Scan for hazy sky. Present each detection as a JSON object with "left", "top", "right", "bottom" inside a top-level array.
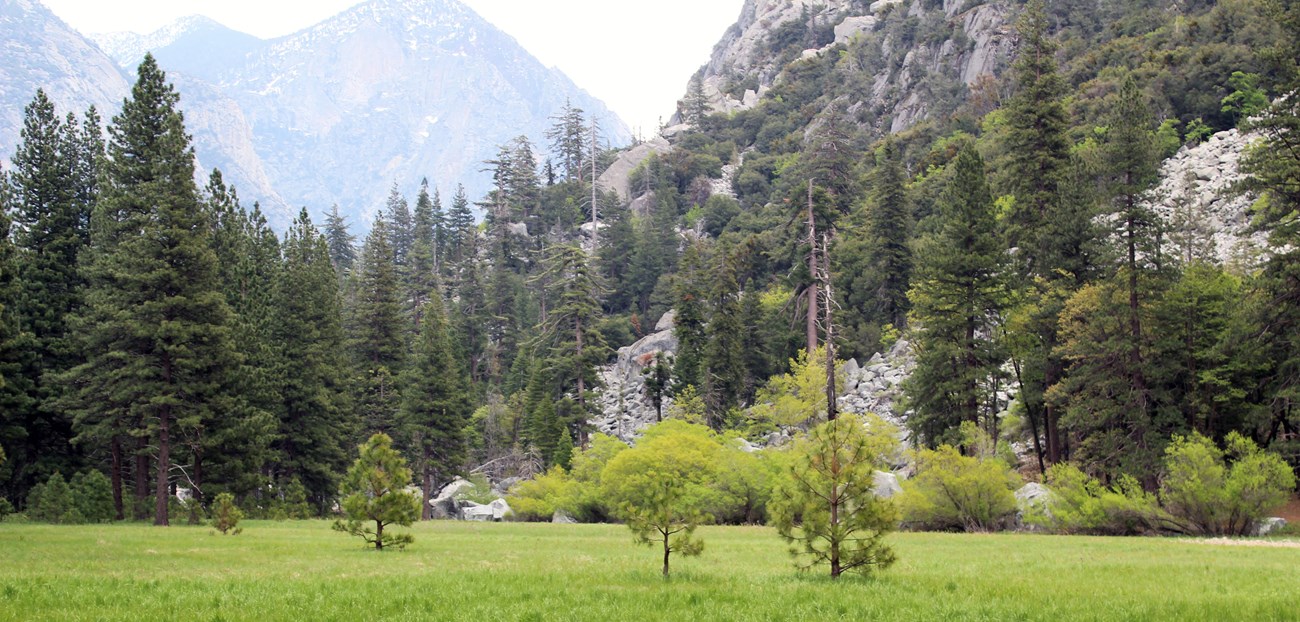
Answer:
[{"left": 40, "top": 0, "right": 744, "bottom": 135}]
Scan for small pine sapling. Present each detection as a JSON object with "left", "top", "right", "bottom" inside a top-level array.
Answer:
[
  {"left": 212, "top": 493, "right": 244, "bottom": 535},
  {"left": 333, "top": 433, "right": 421, "bottom": 550}
]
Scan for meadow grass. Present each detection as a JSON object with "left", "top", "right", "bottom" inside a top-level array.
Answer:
[{"left": 0, "top": 520, "right": 1296, "bottom": 621}]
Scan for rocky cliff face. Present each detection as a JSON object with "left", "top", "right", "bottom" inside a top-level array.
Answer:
[
  {"left": 592, "top": 311, "right": 680, "bottom": 441},
  {"left": 680, "top": 0, "right": 1015, "bottom": 132}
]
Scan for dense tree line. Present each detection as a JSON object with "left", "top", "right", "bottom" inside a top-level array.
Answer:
[{"left": 3, "top": 0, "right": 1299, "bottom": 522}]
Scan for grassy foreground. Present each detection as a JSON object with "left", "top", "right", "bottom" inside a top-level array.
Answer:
[{"left": 0, "top": 521, "right": 1296, "bottom": 621}]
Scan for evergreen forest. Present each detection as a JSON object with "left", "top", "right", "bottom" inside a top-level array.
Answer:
[{"left": 2, "top": 0, "right": 1300, "bottom": 535}]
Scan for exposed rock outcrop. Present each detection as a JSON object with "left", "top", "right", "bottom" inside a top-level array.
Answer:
[
  {"left": 597, "top": 136, "right": 671, "bottom": 202},
  {"left": 592, "top": 311, "right": 680, "bottom": 441},
  {"left": 1145, "top": 128, "right": 1269, "bottom": 266},
  {"left": 677, "top": 0, "right": 1015, "bottom": 133},
  {"left": 836, "top": 338, "right": 917, "bottom": 444}
]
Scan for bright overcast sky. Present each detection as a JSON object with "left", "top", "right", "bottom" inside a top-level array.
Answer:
[{"left": 40, "top": 0, "right": 744, "bottom": 136}]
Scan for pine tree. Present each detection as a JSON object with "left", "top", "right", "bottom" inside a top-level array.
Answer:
[
  {"left": 332, "top": 433, "right": 420, "bottom": 550},
  {"left": 400, "top": 294, "right": 472, "bottom": 519},
  {"left": 532, "top": 245, "right": 607, "bottom": 447},
  {"left": 673, "top": 240, "right": 709, "bottom": 392},
  {"left": 386, "top": 184, "right": 414, "bottom": 278},
  {"left": 0, "top": 164, "right": 26, "bottom": 504},
  {"left": 1052, "top": 76, "right": 1165, "bottom": 480},
  {"left": 835, "top": 139, "right": 911, "bottom": 359},
  {"left": 323, "top": 204, "right": 357, "bottom": 274},
  {"left": 409, "top": 179, "right": 440, "bottom": 325},
  {"left": 348, "top": 214, "right": 407, "bottom": 436},
  {"left": 1001, "top": 0, "right": 1070, "bottom": 274},
  {"left": 546, "top": 100, "right": 587, "bottom": 183},
  {"left": 62, "top": 55, "right": 237, "bottom": 526},
  {"left": 683, "top": 74, "right": 710, "bottom": 125},
  {"left": 445, "top": 184, "right": 475, "bottom": 276},
  {"left": 274, "top": 209, "right": 353, "bottom": 512},
  {"left": 904, "top": 146, "right": 1009, "bottom": 446},
  {"left": 702, "top": 254, "right": 746, "bottom": 430},
  {"left": 1108, "top": 75, "right": 1162, "bottom": 442},
  {"left": 202, "top": 172, "right": 278, "bottom": 501}
]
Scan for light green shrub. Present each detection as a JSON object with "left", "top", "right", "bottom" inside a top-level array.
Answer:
[
  {"left": 1160, "top": 432, "right": 1295, "bottom": 536},
  {"left": 899, "top": 445, "right": 1020, "bottom": 532}
]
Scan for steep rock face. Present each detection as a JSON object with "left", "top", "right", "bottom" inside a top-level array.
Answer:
[
  {"left": 592, "top": 311, "right": 679, "bottom": 441},
  {"left": 0, "top": 0, "right": 128, "bottom": 165},
  {"left": 679, "top": 0, "right": 1015, "bottom": 133}
]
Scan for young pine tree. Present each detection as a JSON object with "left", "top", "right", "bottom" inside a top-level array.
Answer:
[
  {"left": 400, "top": 294, "right": 472, "bottom": 519},
  {"left": 333, "top": 433, "right": 421, "bottom": 550}
]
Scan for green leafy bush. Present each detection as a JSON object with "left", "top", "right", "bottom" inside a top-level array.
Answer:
[
  {"left": 601, "top": 421, "right": 723, "bottom": 577},
  {"left": 507, "top": 467, "right": 574, "bottom": 521},
  {"left": 1030, "top": 463, "right": 1164, "bottom": 535},
  {"left": 899, "top": 445, "right": 1020, "bottom": 532},
  {"left": 1160, "top": 432, "right": 1295, "bottom": 536}
]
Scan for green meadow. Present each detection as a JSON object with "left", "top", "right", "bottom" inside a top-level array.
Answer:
[{"left": 0, "top": 521, "right": 1296, "bottom": 621}]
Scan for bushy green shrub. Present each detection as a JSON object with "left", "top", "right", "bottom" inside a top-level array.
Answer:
[
  {"left": 507, "top": 467, "right": 574, "bottom": 521},
  {"left": 0, "top": 497, "right": 12, "bottom": 520},
  {"left": 27, "top": 472, "right": 76, "bottom": 523},
  {"left": 899, "top": 445, "right": 1020, "bottom": 532},
  {"left": 70, "top": 471, "right": 116, "bottom": 523},
  {"left": 1030, "top": 463, "right": 1164, "bottom": 535},
  {"left": 1160, "top": 432, "right": 1295, "bottom": 536}
]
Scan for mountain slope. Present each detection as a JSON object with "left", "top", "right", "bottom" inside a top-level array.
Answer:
[
  {"left": 214, "top": 0, "right": 627, "bottom": 222},
  {"left": 0, "top": 0, "right": 128, "bottom": 164},
  {"left": 92, "top": 16, "right": 264, "bottom": 84}
]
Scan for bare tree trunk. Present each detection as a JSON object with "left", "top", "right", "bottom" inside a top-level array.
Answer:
[
  {"left": 155, "top": 405, "right": 170, "bottom": 526},
  {"left": 662, "top": 532, "right": 671, "bottom": 578},
  {"left": 111, "top": 435, "right": 124, "bottom": 521},
  {"left": 822, "top": 232, "right": 837, "bottom": 422},
  {"left": 134, "top": 435, "right": 149, "bottom": 521},
  {"left": 806, "top": 179, "right": 818, "bottom": 355},
  {"left": 376, "top": 521, "right": 384, "bottom": 550}
]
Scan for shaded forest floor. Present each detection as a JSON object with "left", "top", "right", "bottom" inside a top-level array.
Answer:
[{"left": 0, "top": 521, "right": 1296, "bottom": 621}]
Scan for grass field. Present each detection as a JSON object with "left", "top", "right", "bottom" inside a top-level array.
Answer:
[{"left": 0, "top": 521, "right": 1297, "bottom": 621}]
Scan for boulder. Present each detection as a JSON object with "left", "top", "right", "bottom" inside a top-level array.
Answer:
[
  {"left": 429, "top": 494, "right": 460, "bottom": 520},
  {"left": 834, "top": 15, "right": 878, "bottom": 44},
  {"left": 872, "top": 471, "right": 902, "bottom": 499},
  {"left": 428, "top": 477, "right": 475, "bottom": 519},
  {"left": 552, "top": 509, "right": 579, "bottom": 524},
  {"left": 1254, "top": 517, "right": 1287, "bottom": 537},
  {"left": 1015, "top": 483, "right": 1054, "bottom": 530},
  {"left": 461, "top": 501, "right": 494, "bottom": 522}
]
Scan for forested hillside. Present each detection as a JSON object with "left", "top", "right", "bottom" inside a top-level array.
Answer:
[{"left": 2, "top": 0, "right": 1298, "bottom": 527}]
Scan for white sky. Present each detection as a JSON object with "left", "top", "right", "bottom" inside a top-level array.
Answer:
[{"left": 40, "top": 0, "right": 744, "bottom": 135}]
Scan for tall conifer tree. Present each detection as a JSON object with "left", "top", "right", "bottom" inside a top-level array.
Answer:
[
  {"left": 63, "top": 55, "right": 237, "bottom": 525},
  {"left": 400, "top": 294, "right": 471, "bottom": 519},
  {"left": 905, "top": 146, "right": 1008, "bottom": 446}
]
